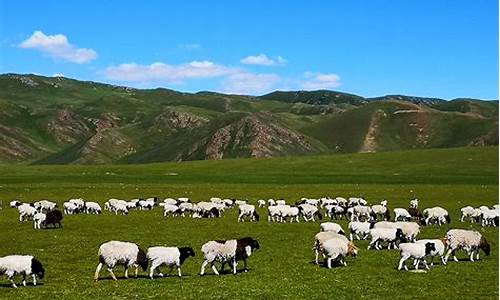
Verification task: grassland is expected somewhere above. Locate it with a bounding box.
[0,147,497,299]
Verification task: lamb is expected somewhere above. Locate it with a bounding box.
[320,222,345,235]
[367,228,405,250]
[415,239,446,266]
[397,242,436,271]
[137,198,156,210]
[200,237,260,275]
[85,202,102,214]
[177,197,190,203]
[409,198,419,208]
[0,255,45,288]
[349,221,375,240]
[313,231,349,265]
[444,229,490,263]
[17,204,37,222]
[257,200,266,208]
[94,241,148,281]
[238,204,259,222]
[147,246,195,279]
[33,212,46,229]
[422,207,451,225]
[321,237,358,268]
[113,202,129,215]
[320,198,336,208]
[394,208,411,221]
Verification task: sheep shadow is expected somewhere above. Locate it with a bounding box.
[308,259,345,269]
[0,282,45,288]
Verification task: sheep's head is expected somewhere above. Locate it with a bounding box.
[31,258,45,279]
[479,236,490,256]
[136,248,148,271]
[424,242,436,255]
[347,242,358,257]
[395,228,406,242]
[445,214,451,224]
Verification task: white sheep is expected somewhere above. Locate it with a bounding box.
[199,240,237,275]
[68,198,85,212]
[63,202,78,214]
[299,204,322,222]
[460,206,481,223]
[348,221,374,240]
[281,206,300,223]
[320,222,345,235]
[415,239,446,266]
[397,242,436,271]
[367,227,405,250]
[394,208,411,221]
[325,204,345,220]
[313,232,349,265]
[444,229,490,262]
[321,237,358,268]
[374,221,420,242]
[163,204,181,217]
[423,207,451,225]
[238,204,259,222]
[147,246,195,279]
[17,204,37,222]
[33,212,46,229]
[371,200,390,220]
[94,241,148,281]
[275,199,286,206]
[34,200,57,212]
[0,255,45,288]
[351,205,372,221]
[481,209,498,227]
[85,202,102,214]
[267,199,276,206]
[257,200,266,208]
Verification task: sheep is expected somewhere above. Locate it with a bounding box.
[397,242,436,271]
[94,241,148,281]
[43,209,63,228]
[63,202,77,214]
[335,197,347,207]
[223,199,234,207]
[313,232,349,265]
[33,212,46,229]
[371,200,390,221]
[113,202,129,215]
[281,206,300,223]
[200,237,259,275]
[268,205,288,222]
[299,204,322,222]
[275,200,286,206]
[351,205,372,221]
[10,200,22,208]
[238,204,259,222]
[444,229,490,263]
[147,246,195,279]
[320,222,345,235]
[234,200,247,206]
[374,221,420,242]
[163,198,178,206]
[325,204,345,220]
[17,204,37,222]
[305,199,320,206]
[257,200,266,208]
[34,200,57,212]
[409,198,419,208]
[422,207,451,225]
[163,204,182,217]
[85,202,102,214]
[415,239,446,266]
[320,198,336,208]
[177,197,190,203]
[321,237,358,268]
[480,209,499,227]
[348,197,361,207]
[137,198,156,210]
[68,198,85,212]
[267,199,276,206]
[394,208,411,221]
[0,255,45,288]
[349,221,375,240]
[367,228,405,250]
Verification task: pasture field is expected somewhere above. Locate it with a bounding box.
[0,147,498,299]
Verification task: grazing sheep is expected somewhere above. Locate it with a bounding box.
[63,202,78,214]
[394,208,411,221]
[94,241,148,281]
[320,198,336,208]
[299,204,322,222]
[137,198,156,210]
[44,209,63,228]
[85,202,102,214]
[267,205,283,222]
[374,221,420,242]
[33,212,46,229]
[422,207,451,226]
[200,237,260,275]
[10,200,22,208]
[321,237,358,268]
[349,221,375,240]
[444,229,490,263]
[415,239,446,266]
[257,200,266,208]
[397,242,436,271]
[367,228,405,250]
[177,197,190,203]
[234,200,247,206]
[351,205,372,221]
[238,204,259,222]
[163,204,182,217]
[313,232,349,265]
[320,222,345,235]
[147,246,195,279]
[34,200,57,212]
[325,204,345,220]
[0,255,45,288]
[281,206,300,223]
[17,204,37,222]
[68,198,85,212]
[371,203,390,221]
[480,209,499,227]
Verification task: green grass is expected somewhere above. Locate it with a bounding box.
[0,147,497,299]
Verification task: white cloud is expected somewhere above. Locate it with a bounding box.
[19,31,97,64]
[241,54,286,66]
[104,61,240,84]
[221,72,280,95]
[301,72,341,90]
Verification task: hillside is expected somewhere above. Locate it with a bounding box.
[0,73,497,164]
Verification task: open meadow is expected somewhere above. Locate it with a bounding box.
[0,147,498,299]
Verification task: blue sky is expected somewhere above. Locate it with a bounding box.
[1,1,498,98]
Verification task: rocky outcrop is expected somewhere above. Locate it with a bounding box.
[149,110,208,133]
[47,109,93,145]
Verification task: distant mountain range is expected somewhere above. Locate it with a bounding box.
[0,73,497,164]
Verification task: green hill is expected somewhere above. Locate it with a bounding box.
[0,73,497,164]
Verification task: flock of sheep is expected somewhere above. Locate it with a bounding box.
[1,196,497,288]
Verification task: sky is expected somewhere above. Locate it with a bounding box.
[0,1,498,98]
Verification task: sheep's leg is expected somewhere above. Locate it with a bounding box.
[22,273,26,286]
[469,251,475,262]
[200,260,208,275]
[32,274,37,286]
[422,259,430,270]
[94,263,103,281]
[441,255,446,265]
[177,265,182,277]
[398,256,408,270]
[124,266,129,278]
[108,268,118,281]
[349,233,353,241]
[211,263,220,275]
[149,261,159,279]
[315,248,320,264]
[367,239,376,250]
[220,262,226,273]
[327,257,332,269]
[134,265,139,278]
[8,275,17,288]
[243,259,248,272]
[232,258,237,275]
[476,251,480,260]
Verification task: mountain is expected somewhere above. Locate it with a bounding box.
[0,73,497,164]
